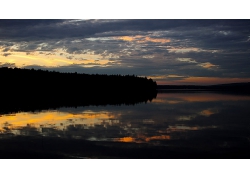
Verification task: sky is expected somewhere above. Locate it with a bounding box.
[0,19,250,85]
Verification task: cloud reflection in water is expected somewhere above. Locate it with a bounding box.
[0,92,250,147]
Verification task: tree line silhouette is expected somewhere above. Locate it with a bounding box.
[0,67,157,114]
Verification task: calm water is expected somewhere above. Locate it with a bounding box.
[1,91,250,151]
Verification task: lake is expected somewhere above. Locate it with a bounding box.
[1,91,250,158]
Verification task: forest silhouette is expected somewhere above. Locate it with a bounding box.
[0,67,157,114]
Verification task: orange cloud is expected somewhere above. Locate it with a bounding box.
[168,47,219,54]
[168,47,201,53]
[0,50,115,68]
[198,62,218,68]
[116,36,171,44]
[167,74,185,78]
[199,109,217,116]
[142,37,171,43]
[116,35,142,42]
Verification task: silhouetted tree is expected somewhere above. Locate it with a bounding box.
[0,67,158,114]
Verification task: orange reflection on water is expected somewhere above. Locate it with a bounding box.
[145,135,171,141]
[0,110,116,131]
[167,125,199,133]
[153,93,250,103]
[115,135,171,143]
[152,98,182,104]
[116,137,135,143]
[199,109,216,116]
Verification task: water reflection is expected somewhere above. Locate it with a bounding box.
[1,92,250,150]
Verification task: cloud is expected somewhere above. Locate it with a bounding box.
[0,62,16,68]
[0,19,250,84]
[116,35,171,44]
[198,62,218,69]
[176,58,197,63]
[148,74,185,80]
[2,53,12,57]
[169,48,202,53]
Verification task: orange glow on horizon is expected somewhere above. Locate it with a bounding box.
[157,77,250,85]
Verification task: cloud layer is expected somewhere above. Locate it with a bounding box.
[0,19,250,84]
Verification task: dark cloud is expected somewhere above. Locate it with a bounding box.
[2,48,10,52]
[2,53,12,57]
[1,19,248,41]
[0,19,64,27]
[0,62,16,67]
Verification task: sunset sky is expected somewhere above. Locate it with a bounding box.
[1,19,250,85]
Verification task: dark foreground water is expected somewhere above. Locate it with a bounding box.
[1,91,250,158]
